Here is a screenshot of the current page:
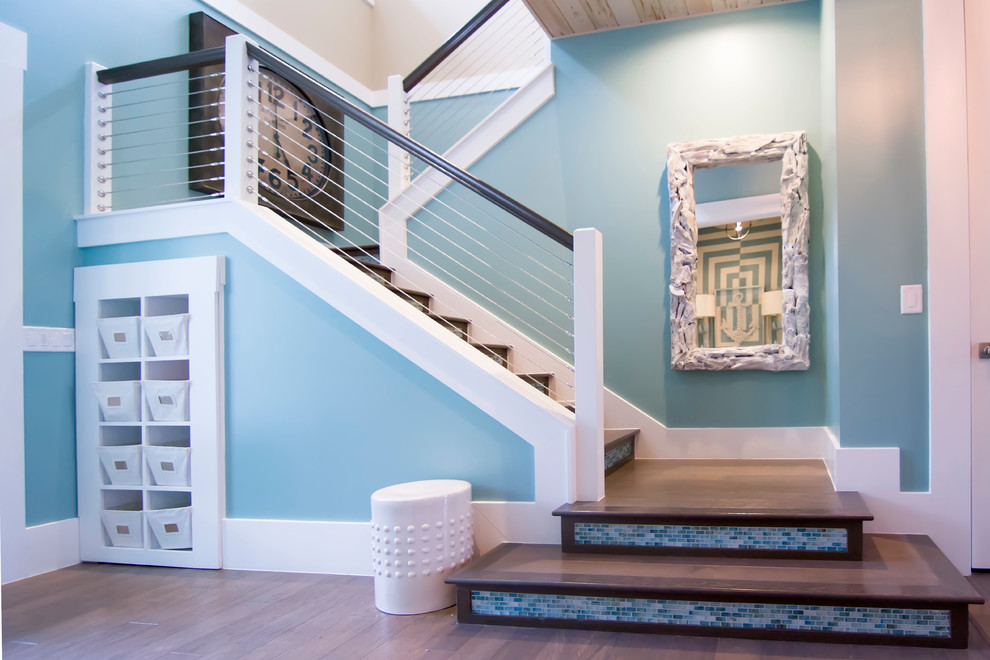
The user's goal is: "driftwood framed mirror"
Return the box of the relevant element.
[667,131,810,371]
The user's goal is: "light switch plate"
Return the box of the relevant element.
[23,326,75,352]
[900,284,923,314]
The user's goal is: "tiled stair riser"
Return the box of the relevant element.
[604,441,633,473]
[574,523,847,552]
[462,590,964,647]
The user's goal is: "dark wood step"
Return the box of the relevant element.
[344,257,392,285]
[429,314,469,341]
[331,244,380,261]
[517,373,551,396]
[447,535,983,649]
[604,428,636,475]
[554,459,873,560]
[386,285,431,313]
[472,343,509,368]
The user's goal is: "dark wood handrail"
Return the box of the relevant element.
[97,47,226,85]
[402,0,511,93]
[248,45,573,250]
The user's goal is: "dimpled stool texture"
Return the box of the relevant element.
[371,480,473,614]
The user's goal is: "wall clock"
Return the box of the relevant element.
[188,12,344,230]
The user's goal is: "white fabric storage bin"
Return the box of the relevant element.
[143,380,190,422]
[100,509,144,548]
[91,381,142,422]
[371,480,473,615]
[143,314,189,357]
[147,507,192,549]
[145,446,191,487]
[97,316,141,359]
[98,446,142,486]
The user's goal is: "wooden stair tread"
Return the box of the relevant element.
[556,458,872,520]
[448,535,983,605]
[428,313,470,325]
[331,244,380,258]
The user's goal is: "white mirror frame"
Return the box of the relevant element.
[668,131,810,371]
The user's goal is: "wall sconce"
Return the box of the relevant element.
[760,289,783,343]
[696,293,716,347]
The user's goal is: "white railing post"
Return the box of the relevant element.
[224,35,259,205]
[380,74,412,268]
[84,63,111,214]
[574,228,605,502]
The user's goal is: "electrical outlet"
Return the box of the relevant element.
[23,326,75,352]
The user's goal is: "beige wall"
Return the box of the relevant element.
[236,0,487,91]
[238,0,376,89]
[372,0,486,84]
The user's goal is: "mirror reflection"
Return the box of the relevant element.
[696,218,783,348]
[693,161,783,349]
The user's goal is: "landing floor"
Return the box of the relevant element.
[5,563,990,659]
[559,458,872,519]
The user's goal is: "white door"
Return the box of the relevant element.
[968,0,990,569]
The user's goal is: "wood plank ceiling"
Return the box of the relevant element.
[523,0,806,39]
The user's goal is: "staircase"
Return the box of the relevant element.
[447,450,985,649]
[337,244,568,404]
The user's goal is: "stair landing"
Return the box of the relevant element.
[555,459,872,560]
[448,535,982,648]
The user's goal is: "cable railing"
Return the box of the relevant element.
[85,33,606,499]
[86,48,229,212]
[247,49,576,392]
[394,0,550,159]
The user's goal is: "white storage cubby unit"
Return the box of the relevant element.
[75,257,225,569]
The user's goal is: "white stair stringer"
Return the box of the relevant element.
[76,198,576,548]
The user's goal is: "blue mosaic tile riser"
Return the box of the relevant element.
[471,591,951,638]
[604,441,633,471]
[574,523,848,552]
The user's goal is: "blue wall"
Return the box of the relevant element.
[2,0,533,526]
[4,0,935,527]
[832,0,928,490]
[82,235,534,519]
[470,1,827,429]
[2,0,206,526]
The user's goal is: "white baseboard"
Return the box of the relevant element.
[223,518,372,575]
[223,501,558,577]
[1,518,80,585]
[604,388,830,460]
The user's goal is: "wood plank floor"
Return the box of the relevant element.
[5,563,990,659]
[558,459,873,518]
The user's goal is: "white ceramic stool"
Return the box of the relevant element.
[370,479,473,615]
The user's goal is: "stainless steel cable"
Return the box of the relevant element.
[97,131,223,153]
[102,115,221,139]
[102,175,223,196]
[256,72,574,274]
[257,156,574,360]
[255,116,574,306]
[100,85,224,112]
[100,98,223,124]
[99,71,223,97]
[98,160,223,182]
[107,146,223,168]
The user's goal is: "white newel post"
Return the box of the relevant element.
[380,74,411,268]
[574,228,605,501]
[84,63,110,214]
[224,35,259,205]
